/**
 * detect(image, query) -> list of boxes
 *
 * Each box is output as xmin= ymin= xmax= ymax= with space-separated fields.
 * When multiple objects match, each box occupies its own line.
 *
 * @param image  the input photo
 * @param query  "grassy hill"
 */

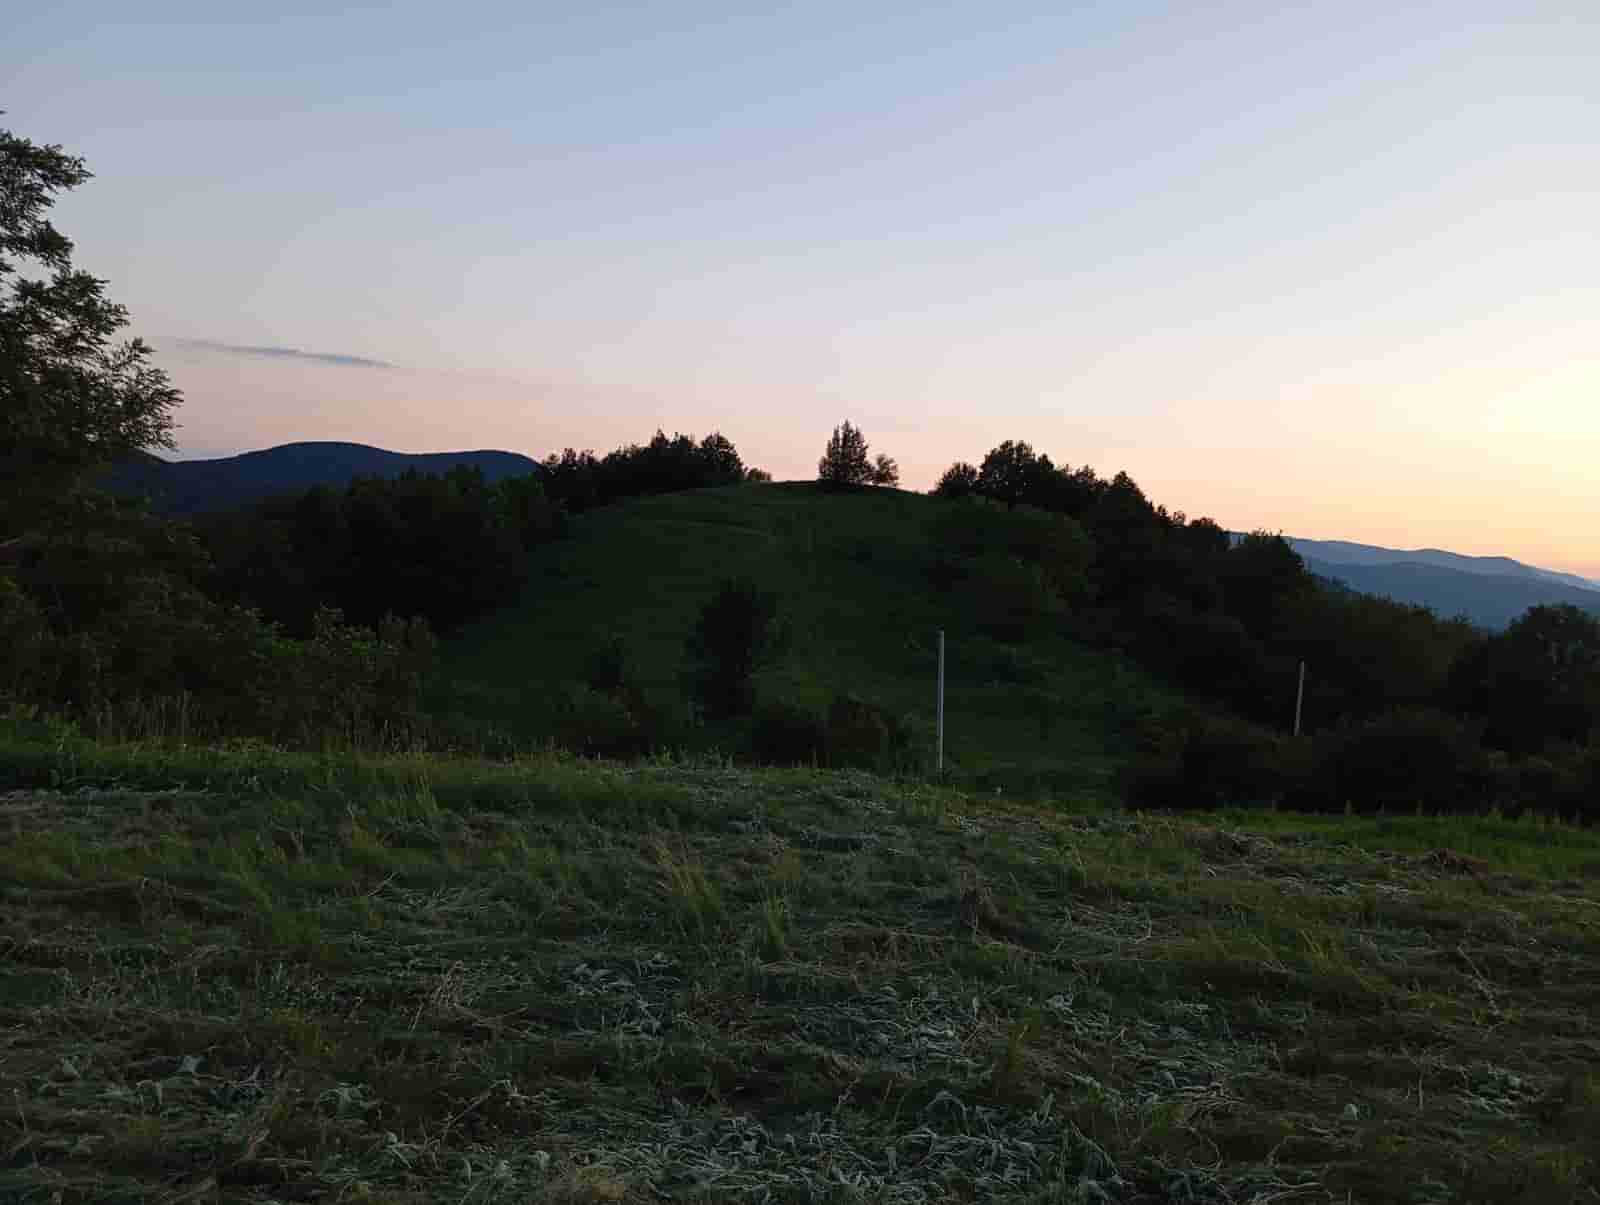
xmin=437 ymin=483 xmax=1176 ymax=797
xmin=1 ymin=733 xmax=1596 ymax=1202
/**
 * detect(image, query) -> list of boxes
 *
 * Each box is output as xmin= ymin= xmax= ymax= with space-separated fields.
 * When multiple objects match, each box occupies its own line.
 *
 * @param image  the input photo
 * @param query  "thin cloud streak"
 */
xmin=165 ymin=337 xmax=398 ymax=370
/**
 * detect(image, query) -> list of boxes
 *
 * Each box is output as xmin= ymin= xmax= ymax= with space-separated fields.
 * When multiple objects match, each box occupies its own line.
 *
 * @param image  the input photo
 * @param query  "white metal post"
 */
xmin=937 ymin=630 xmax=946 ymax=773
xmin=1294 ymin=660 xmax=1306 ymax=737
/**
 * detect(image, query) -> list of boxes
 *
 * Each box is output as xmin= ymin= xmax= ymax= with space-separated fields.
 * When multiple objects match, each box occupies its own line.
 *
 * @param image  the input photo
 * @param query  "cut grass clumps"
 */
xmin=1 ymin=742 xmax=1597 ymax=1202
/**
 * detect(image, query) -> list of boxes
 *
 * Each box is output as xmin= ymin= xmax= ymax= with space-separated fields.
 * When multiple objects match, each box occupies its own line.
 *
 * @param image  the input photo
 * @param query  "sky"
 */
xmin=6 ymin=1 xmax=1598 ymax=575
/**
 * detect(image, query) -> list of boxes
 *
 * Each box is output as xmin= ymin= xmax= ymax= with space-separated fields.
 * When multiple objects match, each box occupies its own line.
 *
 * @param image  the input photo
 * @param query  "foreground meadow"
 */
xmin=1 ymin=743 xmax=1597 ymax=1203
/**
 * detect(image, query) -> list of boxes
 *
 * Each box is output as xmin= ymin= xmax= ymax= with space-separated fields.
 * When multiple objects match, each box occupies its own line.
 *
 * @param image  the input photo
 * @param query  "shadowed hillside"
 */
xmin=437 ymin=482 xmax=1177 ymax=795
xmin=101 ymin=441 xmax=541 ymax=516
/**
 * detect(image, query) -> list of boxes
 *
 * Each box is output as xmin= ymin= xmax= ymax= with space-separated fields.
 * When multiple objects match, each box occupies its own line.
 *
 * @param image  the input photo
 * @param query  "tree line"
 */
xmin=537 ymin=430 xmax=755 ymax=513
xmin=929 ymin=439 xmax=1600 ymax=817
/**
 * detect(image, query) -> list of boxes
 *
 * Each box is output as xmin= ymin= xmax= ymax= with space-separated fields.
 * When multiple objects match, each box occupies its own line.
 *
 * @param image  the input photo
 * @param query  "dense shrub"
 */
xmin=1118 ymin=714 xmax=1285 ymax=810
xmin=1319 ymin=708 xmax=1473 ymax=815
xmin=558 ymin=684 xmax=663 ymax=759
xmin=1568 ymin=752 xmax=1600 ymax=824
xmin=0 ymin=489 xmax=437 ymax=749
xmin=685 ymin=579 xmax=780 ymax=720
xmin=749 ymin=698 xmax=827 ymax=766
xmin=582 ymin=633 xmax=630 ymax=693
xmin=825 ymin=694 xmax=914 ymax=770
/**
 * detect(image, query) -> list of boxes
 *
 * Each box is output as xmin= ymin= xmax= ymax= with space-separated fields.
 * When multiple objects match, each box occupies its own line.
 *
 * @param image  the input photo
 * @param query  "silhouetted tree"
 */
xmin=539 ymin=430 xmax=748 ymax=512
xmin=1219 ymin=531 xmax=1310 ymax=640
xmin=871 ymin=454 xmax=900 ymax=487
xmin=697 ymin=432 xmax=745 ymax=483
xmin=539 ymin=447 xmax=603 ymax=512
xmin=1463 ymin=604 xmax=1600 ymax=754
xmin=933 ymin=462 xmax=979 ymax=499
xmin=1 ymin=123 xmax=181 ymax=534
xmin=976 ymin=441 xmax=1039 ymax=508
xmin=685 ymin=579 xmax=779 ymax=719
xmin=817 ymin=421 xmax=874 ymax=489
xmin=1087 ymin=472 xmax=1168 ymax=606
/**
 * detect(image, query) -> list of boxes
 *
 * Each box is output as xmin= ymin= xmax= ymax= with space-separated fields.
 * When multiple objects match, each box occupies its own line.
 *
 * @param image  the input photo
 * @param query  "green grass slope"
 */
xmin=2 ymin=737 xmax=1597 ymax=1202
xmin=438 ymin=483 xmax=1173 ymax=796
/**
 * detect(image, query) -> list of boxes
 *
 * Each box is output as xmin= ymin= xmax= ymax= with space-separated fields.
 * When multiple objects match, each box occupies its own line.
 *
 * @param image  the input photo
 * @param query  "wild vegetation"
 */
xmin=193 ymin=468 xmax=564 ymax=636
xmin=929 ymin=440 xmax=1600 ymax=822
xmin=4 ymin=111 xmax=1600 ymax=1205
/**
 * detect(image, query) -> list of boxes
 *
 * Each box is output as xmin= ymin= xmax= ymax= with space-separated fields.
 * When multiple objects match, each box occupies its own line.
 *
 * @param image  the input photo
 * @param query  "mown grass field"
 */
xmin=436 ymin=483 xmax=1177 ymax=794
xmin=2 ymin=735 xmax=1597 ymax=1203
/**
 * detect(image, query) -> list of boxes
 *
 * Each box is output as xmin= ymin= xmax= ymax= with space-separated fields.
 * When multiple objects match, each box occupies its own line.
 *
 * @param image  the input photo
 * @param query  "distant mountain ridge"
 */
xmin=1285 ymin=536 xmax=1600 ymax=593
xmin=101 ymin=442 xmax=541 ymax=516
xmin=1279 ymin=536 xmax=1600 ymax=629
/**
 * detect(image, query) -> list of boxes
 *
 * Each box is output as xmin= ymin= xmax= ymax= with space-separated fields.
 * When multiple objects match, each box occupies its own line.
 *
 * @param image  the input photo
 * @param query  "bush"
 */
xmin=558 ymin=683 xmax=661 ymax=759
xmin=1567 ymin=751 xmax=1600 ymax=824
xmin=288 ymin=608 xmax=437 ymax=749
xmin=749 ymin=698 xmax=826 ymax=766
xmin=824 ymin=694 xmax=914 ymax=770
xmin=1180 ymin=716 xmax=1285 ymax=807
xmin=685 ymin=579 xmax=780 ymax=720
xmin=1115 ymin=757 xmax=1187 ymax=810
xmin=1318 ymin=708 xmax=1472 ymax=815
xmin=1118 ymin=713 xmax=1285 ymax=810
xmin=2 ymin=508 xmax=438 ymax=748
xmin=583 ymin=633 xmax=629 ymax=693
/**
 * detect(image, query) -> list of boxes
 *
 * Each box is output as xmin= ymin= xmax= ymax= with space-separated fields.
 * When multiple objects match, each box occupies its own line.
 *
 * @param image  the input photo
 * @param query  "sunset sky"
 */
xmin=7 ymin=2 xmax=1597 ymax=575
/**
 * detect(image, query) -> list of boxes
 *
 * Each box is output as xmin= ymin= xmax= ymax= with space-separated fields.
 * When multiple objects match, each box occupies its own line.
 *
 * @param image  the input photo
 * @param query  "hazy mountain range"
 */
xmin=1286 ymin=537 xmax=1600 ymax=630
xmin=101 ymin=442 xmax=541 ymax=517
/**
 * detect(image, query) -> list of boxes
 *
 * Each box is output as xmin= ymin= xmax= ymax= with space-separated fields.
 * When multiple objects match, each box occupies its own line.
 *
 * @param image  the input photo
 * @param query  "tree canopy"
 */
xmin=539 ymin=430 xmax=747 ymax=513
xmin=818 ymin=421 xmax=897 ymax=489
xmin=1 ymin=125 xmax=180 ymax=532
